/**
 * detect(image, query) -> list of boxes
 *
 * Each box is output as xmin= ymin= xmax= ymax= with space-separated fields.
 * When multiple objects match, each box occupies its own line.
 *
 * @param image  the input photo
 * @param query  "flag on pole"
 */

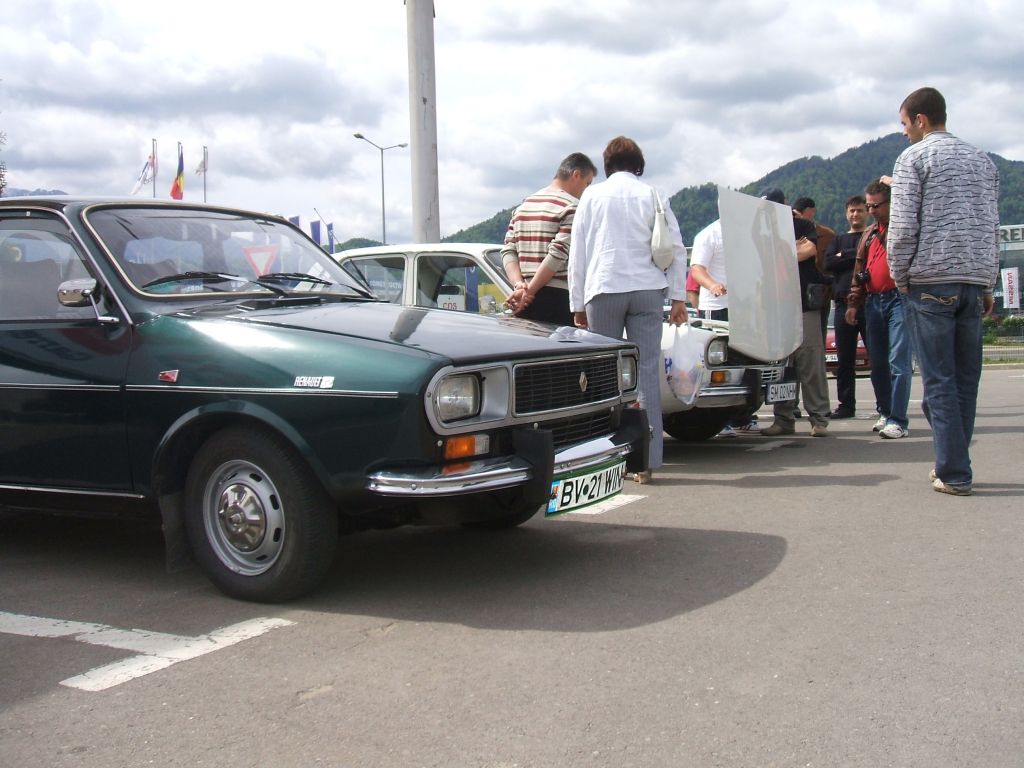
xmin=287 ymin=216 xmax=301 ymax=227
xmin=310 ymin=221 xmax=322 ymax=246
xmin=327 ymin=223 xmax=336 ymax=253
xmin=195 ymin=156 xmax=207 ymax=175
xmin=130 ymin=155 xmax=155 ymax=195
xmin=170 ymin=143 xmax=185 ymax=200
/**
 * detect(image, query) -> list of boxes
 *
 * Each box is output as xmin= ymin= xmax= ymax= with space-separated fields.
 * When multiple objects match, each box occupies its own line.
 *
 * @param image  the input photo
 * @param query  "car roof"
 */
xmin=0 ymin=196 xmax=292 ymax=223
xmin=336 ymin=243 xmax=502 ymax=258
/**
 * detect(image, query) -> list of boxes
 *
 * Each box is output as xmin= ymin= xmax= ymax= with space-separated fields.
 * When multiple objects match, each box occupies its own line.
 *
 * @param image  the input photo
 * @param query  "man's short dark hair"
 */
xmin=555 ymin=152 xmax=597 ymax=181
xmin=865 ymin=179 xmax=891 ymax=200
xmin=901 ymin=87 xmax=947 ymax=125
xmin=846 ymin=195 xmax=866 ymax=208
xmin=793 ymin=197 xmax=815 ymax=212
xmin=759 ymin=187 xmax=785 ymax=204
xmin=602 ymin=136 xmax=645 ymax=177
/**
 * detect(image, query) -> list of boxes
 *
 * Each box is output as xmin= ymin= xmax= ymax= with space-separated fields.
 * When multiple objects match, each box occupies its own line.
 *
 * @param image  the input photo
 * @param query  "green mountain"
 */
xmin=443 ymin=207 xmax=514 ymax=244
xmin=446 ymin=133 xmax=1024 ymax=246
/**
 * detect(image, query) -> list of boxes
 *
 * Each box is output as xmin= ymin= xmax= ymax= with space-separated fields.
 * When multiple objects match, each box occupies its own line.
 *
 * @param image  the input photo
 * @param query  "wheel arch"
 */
xmin=152 ymin=402 xmax=333 ymax=572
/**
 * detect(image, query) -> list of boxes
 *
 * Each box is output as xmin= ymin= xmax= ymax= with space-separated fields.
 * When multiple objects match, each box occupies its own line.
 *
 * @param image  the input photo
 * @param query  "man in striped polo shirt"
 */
xmin=888 ymin=87 xmax=1000 ymax=496
xmin=502 ymin=152 xmax=596 ymax=325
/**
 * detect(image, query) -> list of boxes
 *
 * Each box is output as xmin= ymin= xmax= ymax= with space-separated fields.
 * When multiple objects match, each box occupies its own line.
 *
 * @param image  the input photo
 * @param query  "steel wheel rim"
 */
xmin=203 ymin=459 xmax=285 ymax=576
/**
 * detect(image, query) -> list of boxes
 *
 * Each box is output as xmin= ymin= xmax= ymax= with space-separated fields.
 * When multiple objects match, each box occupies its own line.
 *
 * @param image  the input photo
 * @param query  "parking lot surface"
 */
xmin=2 ymin=368 xmax=1022 ymax=767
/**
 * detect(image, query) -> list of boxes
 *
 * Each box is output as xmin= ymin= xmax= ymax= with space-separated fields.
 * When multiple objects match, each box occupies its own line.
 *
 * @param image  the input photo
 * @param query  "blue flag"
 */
xmin=327 ymin=223 xmax=336 ymax=253
xmin=310 ymin=221 xmax=321 ymax=246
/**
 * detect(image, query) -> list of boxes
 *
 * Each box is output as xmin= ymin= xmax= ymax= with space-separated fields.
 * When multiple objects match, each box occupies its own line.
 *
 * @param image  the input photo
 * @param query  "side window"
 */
xmin=0 ymin=227 xmax=95 ymax=321
xmin=341 ymin=256 xmax=405 ymax=303
xmin=416 ymin=254 xmax=506 ymax=314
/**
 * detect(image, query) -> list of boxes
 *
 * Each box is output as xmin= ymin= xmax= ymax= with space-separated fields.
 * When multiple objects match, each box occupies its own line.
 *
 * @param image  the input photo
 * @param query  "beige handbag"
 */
xmin=651 ymin=188 xmax=674 ymax=270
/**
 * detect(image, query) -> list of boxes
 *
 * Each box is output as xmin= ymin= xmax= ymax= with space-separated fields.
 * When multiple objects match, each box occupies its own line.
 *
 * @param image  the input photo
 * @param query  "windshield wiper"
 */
xmin=255 ymin=272 xmax=377 ymax=299
xmin=142 ymin=274 xmax=268 ymax=290
xmin=257 ymin=272 xmax=334 ymax=286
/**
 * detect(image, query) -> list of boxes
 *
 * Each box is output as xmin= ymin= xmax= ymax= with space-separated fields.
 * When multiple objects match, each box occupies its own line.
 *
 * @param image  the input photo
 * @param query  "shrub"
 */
xmin=1002 ymin=315 xmax=1024 ymax=334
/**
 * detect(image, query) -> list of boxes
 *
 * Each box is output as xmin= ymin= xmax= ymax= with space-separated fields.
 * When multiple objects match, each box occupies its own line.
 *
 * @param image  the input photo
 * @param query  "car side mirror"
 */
xmin=58 ymin=278 xmax=120 ymax=325
xmin=58 ymin=277 xmax=99 ymax=307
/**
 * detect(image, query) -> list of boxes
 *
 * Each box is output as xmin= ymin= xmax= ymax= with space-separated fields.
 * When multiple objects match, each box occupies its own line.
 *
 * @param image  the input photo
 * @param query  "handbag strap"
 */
xmin=651 ymin=187 xmax=665 ymax=215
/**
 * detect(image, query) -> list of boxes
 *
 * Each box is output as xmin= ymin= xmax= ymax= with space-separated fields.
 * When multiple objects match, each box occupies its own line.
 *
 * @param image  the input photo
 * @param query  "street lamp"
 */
xmin=353 ymin=133 xmax=408 ymax=244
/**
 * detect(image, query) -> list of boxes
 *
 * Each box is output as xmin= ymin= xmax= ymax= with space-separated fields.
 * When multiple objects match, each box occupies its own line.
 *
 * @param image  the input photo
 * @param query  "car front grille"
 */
xmin=759 ymin=367 xmax=783 ymax=385
xmin=513 ymin=355 xmax=620 ymax=416
xmin=547 ymin=411 xmax=615 ymax=451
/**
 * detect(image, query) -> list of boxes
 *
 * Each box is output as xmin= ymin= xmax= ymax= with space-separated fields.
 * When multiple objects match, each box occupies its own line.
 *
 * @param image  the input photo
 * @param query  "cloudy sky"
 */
xmin=2 ymin=0 xmax=1022 ymax=242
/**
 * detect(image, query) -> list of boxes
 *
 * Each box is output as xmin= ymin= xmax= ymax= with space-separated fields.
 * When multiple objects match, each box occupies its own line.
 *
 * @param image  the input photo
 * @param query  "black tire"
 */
xmin=662 ymin=411 xmax=731 ymax=442
xmin=184 ymin=427 xmax=338 ymax=602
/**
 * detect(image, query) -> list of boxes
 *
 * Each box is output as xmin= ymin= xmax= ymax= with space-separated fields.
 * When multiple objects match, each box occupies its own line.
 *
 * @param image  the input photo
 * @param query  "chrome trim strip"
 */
xmin=367 ymin=432 xmax=634 ymax=497
xmin=124 ymin=385 xmax=399 ymax=398
xmin=695 ymin=386 xmax=749 ymax=398
xmin=0 ymin=383 xmax=120 ymax=392
xmin=0 ymin=483 xmax=145 ymax=500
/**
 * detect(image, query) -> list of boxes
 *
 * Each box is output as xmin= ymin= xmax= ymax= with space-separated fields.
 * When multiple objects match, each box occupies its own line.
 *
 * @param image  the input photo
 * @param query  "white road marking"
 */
xmin=565 ymin=492 xmax=645 ymax=516
xmin=0 ymin=611 xmax=294 ymax=692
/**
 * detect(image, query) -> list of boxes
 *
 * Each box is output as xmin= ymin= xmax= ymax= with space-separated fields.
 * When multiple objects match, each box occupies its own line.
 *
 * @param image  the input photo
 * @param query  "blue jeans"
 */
xmin=863 ymin=289 xmax=913 ymax=429
xmin=903 ymin=283 xmax=985 ymax=488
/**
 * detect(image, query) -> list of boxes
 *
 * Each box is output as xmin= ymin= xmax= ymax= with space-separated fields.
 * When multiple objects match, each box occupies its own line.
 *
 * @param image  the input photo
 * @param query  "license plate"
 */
xmin=766 ymin=381 xmax=797 ymax=403
xmin=547 ymin=460 xmax=626 ymax=516
xmin=825 ymin=354 xmax=838 ymax=362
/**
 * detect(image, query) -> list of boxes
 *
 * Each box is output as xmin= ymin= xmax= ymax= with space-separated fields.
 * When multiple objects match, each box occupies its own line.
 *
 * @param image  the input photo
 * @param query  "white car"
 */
xmin=335 ymin=243 xmax=793 ymax=441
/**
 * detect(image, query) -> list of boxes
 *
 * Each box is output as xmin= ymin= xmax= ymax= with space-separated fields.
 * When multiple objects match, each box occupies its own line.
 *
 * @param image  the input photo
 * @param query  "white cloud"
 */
xmin=1 ymin=0 xmax=1021 ymax=241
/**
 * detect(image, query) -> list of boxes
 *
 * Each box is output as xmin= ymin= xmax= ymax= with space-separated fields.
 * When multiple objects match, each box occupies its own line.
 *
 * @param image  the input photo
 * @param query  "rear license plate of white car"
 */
xmin=547 ymin=460 xmax=626 ymax=516
xmin=825 ymin=354 xmax=838 ymax=362
xmin=766 ymin=382 xmax=797 ymax=403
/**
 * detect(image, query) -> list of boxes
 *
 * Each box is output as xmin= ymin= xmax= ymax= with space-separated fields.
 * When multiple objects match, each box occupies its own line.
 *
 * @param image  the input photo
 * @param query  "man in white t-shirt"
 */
xmin=689 ymin=219 xmax=728 ymax=320
xmin=688 ymin=218 xmax=759 ymax=435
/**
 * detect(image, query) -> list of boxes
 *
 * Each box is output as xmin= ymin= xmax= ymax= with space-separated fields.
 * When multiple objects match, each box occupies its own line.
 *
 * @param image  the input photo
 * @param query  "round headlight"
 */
xmin=435 ymin=374 xmax=480 ymax=422
xmin=706 ymin=338 xmax=728 ymax=366
xmin=619 ymin=354 xmax=638 ymax=391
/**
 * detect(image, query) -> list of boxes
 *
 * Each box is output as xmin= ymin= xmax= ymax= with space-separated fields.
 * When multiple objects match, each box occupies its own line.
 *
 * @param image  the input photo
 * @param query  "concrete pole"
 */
xmin=406 ymin=0 xmax=441 ymax=242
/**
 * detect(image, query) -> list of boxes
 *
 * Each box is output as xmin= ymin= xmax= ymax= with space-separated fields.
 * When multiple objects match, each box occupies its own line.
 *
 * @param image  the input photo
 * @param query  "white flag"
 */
xmin=130 ymin=155 xmax=154 ymax=195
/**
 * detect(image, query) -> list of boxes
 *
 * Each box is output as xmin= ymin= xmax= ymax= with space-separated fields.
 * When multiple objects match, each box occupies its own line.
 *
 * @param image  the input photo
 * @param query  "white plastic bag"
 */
xmin=664 ymin=322 xmax=704 ymax=405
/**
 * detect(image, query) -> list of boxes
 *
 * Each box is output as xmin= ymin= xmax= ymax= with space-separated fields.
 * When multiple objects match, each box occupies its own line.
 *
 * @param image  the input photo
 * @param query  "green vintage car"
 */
xmin=0 ymin=198 xmax=646 ymax=601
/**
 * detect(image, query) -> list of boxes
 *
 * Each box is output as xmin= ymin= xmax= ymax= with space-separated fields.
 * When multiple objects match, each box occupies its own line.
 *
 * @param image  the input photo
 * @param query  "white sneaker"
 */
xmin=872 ymin=415 xmax=887 ymax=432
xmin=734 ymin=420 xmax=761 ymax=434
xmin=716 ymin=425 xmax=737 ymax=438
xmin=879 ymin=423 xmax=909 ymax=439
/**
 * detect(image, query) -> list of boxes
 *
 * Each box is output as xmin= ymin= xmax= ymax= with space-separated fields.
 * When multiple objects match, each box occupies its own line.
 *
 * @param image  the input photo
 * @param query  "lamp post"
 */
xmin=353 ymin=133 xmax=408 ymax=244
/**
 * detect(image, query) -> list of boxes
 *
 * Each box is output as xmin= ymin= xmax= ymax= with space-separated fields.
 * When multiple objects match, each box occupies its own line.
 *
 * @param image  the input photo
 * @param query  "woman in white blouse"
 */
xmin=568 ymin=136 xmax=688 ymax=483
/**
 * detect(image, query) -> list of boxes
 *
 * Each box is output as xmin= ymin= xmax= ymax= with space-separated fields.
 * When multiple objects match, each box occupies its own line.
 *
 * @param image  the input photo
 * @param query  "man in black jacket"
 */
xmin=824 ymin=195 xmax=870 ymax=418
xmin=759 ymin=188 xmax=832 ymax=437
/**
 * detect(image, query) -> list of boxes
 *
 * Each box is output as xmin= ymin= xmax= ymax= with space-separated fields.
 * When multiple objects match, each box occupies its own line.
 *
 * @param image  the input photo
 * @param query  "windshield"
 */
xmin=87 ymin=207 xmax=371 ymax=298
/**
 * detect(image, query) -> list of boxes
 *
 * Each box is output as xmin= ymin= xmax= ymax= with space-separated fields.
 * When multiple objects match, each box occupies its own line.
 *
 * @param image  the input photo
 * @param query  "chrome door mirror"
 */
xmin=58 ymin=278 xmax=120 ymax=325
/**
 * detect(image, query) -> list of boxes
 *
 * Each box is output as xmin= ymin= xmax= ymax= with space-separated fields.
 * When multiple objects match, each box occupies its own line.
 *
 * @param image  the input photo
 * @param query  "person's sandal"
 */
xmin=632 ymin=470 xmax=652 ymax=484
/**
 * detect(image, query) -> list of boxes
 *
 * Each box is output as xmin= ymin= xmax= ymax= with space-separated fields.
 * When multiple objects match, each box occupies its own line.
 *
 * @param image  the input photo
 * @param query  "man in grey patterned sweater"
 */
xmin=887 ymin=86 xmax=1000 ymax=496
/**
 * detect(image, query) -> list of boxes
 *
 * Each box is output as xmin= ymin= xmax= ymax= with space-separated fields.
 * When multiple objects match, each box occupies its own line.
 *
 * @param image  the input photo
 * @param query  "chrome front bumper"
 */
xmin=367 ymin=429 xmax=639 ymax=498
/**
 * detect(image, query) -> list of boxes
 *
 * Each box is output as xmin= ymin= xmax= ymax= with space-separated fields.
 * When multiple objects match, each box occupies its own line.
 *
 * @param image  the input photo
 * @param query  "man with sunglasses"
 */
xmin=845 ymin=179 xmax=914 ymax=440
xmin=887 ymin=87 xmax=1000 ymax=496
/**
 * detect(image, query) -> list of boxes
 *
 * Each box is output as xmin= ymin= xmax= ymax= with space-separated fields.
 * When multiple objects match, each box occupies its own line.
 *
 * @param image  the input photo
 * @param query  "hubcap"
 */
xmin=203 ymin=460 xmax=285 ymax=576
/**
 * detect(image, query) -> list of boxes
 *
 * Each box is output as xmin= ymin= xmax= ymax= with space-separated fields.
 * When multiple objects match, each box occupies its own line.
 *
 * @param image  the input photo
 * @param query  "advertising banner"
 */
xmin=1002 ymin=267 xmax=1020 ymax=309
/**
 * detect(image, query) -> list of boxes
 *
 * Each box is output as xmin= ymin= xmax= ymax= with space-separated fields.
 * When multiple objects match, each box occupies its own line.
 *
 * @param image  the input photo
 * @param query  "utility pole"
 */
xmin=406 ymin=0 xmax=440 ymax=242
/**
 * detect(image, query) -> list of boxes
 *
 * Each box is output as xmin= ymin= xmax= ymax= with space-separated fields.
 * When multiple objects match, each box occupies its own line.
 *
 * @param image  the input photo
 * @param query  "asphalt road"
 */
xmin=2 ymin=367 xmax=1022 ymax=768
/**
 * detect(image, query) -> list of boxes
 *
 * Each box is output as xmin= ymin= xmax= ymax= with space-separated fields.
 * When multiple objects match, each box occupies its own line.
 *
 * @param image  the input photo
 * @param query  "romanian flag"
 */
xmin=170 ymin=144 xmax=185 ymax=200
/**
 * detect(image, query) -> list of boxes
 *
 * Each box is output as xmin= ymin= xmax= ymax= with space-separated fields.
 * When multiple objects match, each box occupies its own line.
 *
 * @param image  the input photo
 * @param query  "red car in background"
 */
xmin=825 ymin=317 xmax=871 ymax=376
